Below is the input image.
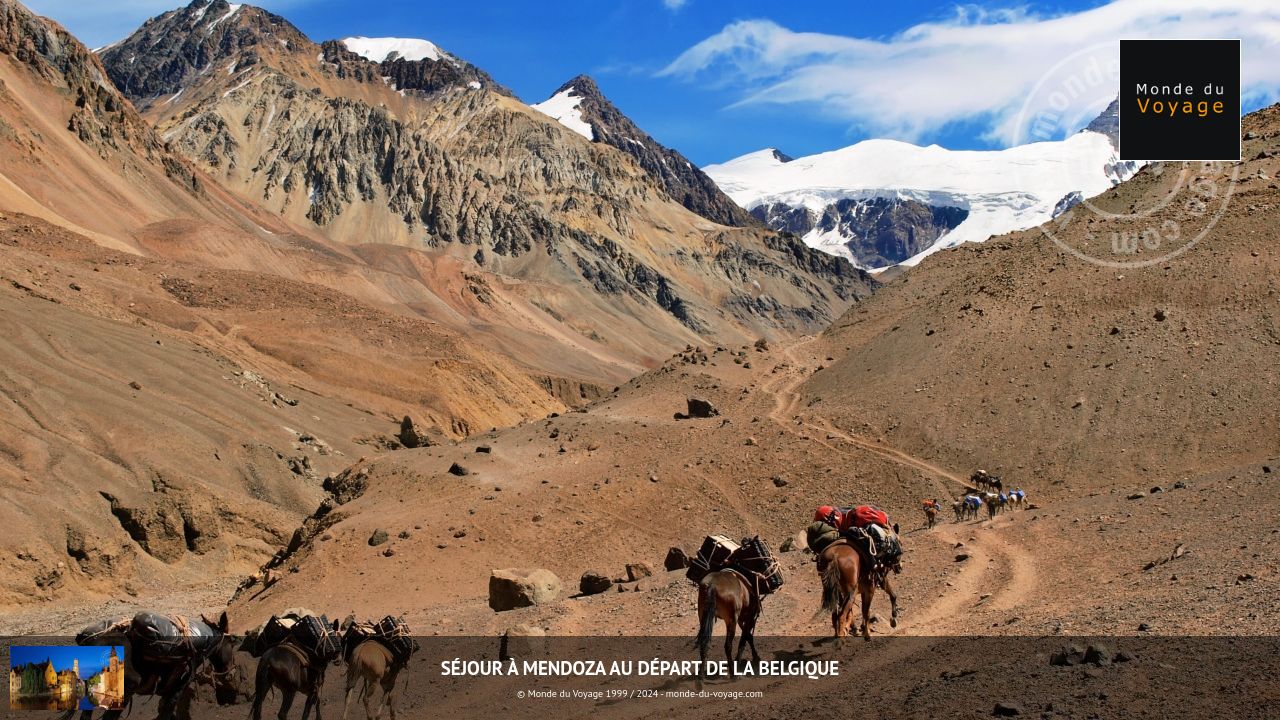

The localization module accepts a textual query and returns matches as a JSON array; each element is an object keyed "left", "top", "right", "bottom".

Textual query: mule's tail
[
  {"left": 695, "top": 584, "right": 718, "bottom": 657},
  {"left": 819, "top": 557, "right": 848, "bottom": 616}
]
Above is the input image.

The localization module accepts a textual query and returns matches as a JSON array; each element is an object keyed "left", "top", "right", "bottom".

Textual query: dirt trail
[{"left": 757, "top": 337, "right": 1037, "bottom": 637}]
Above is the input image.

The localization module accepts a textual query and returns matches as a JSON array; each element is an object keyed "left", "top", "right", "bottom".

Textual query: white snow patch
[
  {"left": 341, "top": 36, "right": 444, "bottom": 63},
  {"left": 222, "top": 77, "right": 252, "bottom": 98},
  {"left": 206, "top": 3, "right": 242, "bottom": 34},
  {"left": 467, "top": 81, "right": 481, "bottom": 90},
  {"left": 226, "top": 61, "right": 237, "bottom": 75},
  {"left": 164, "top": 88, "right": 184, "bottom": 105},
  {"left": 705, "top": 132, "right": 1141, "bottom": 269},
  {"left": 530, "top": 87, "right": 593, "bottom": 140}
]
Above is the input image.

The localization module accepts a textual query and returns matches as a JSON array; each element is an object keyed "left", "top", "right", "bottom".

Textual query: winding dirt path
[{"left": 756, "top": 336, "right": 1037, "bottom": 637}]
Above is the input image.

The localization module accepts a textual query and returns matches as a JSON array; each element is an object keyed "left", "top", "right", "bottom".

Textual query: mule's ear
[
  {"left": 893, "top": 523, "right": 900, "bottom": 535},
  {"left": 218, "top": 611, "right": 229, "bottom": 633}
]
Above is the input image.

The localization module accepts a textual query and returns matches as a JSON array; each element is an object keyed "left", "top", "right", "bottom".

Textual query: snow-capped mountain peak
[
  {"left": 704, "top": 103, "right": 1138, "bottom": 270},
  {"left": 341, "top": 36, "right": 445, "bottom": 63},
  {"left": 530, "top": 84, "right": 594, "bottom": 140}
]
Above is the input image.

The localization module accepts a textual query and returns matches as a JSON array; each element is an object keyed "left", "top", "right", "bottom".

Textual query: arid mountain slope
[
  {"left": 99, "top": 0, "right": 870, "bottom": 367},
  {"left": 226, "top": 108, "right": 1279, "bottom": 641},
  {"left": 799, "top": 108, "right": 1280, "bottom": 491},
  {"left": 0, "top": 0, "right": 618, "bottom": 432}
]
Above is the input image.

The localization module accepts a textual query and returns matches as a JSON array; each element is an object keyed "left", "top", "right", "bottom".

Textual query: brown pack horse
[
  {"left": 694, "top": 569, "right": 760, "bottom": 688},
  {"left": 817, "top": 542, "right": 900, "bottom": 642},
  {"left": 341, "top": 635, "right": 417, "bottom": 720}
]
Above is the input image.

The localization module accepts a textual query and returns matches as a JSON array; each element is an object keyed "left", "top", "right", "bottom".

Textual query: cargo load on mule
[
  {"left": 249, "top": 608, "right": 314, "bottom": 657},
  {"left": 344, "top": 615, "right": 419, "bottom": 662},
  {"left": 728, "top": 536, "right": 784, "bottom": 596},
  {"left": 810, "top": 505, "right": 903, "bottom": 572},
  {"left": 806, "top": 521, "right": 842, "bottom": 554},
  {"left": 687, "top": 535, "right": 783, "bottom": 597},
  {"left": 292, "top": 614, "right": 342, "bottom": 663},
  {"left": 686, "top": 535, "right": 740, "bottom": 584},
  {"left": 373, "top": 615, "right": 417, "bottom": 659},
  {"left": 130, "top": 612, "right": 223, "bottom": 664}
]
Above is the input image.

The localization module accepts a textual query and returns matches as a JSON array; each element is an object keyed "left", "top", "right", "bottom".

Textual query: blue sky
[
  {"left": 24, "top": 1, "right": 1280, "bottom": 165},
  {"left": 10, "top": 645, "right": 122, "bottom": 677}
]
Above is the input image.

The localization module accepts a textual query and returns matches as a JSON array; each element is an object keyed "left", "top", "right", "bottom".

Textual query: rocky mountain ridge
[
  {"left": 532, "top": 74, "right": 756, "bottom": 227},
  {"left": 98, "top": 0, "right": 873, "bottom": 370}
]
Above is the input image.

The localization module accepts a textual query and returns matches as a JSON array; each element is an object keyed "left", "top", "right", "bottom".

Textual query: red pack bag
[{"left": 851, "top": 505, "right": 888, "bottom": 529}]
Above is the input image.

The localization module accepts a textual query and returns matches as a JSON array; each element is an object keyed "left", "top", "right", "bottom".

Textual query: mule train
[
  {"left": 72, "top": 610, "right": 419, "bottom": 720},
  {"left": 686, "top": 503, "right": 905, "bottom": 683},
  {"left": 951, "top": 476, "right": 1029, "bottom": 523}
]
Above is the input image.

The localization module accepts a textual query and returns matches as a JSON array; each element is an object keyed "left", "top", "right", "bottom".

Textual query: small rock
[
  {"left": 1083, "top": 643, "right": 1112, "bottom": 666},
  {"left": 448, "top": 462, "right": 470, "bottom": 477},
  {"left": 684, "top": 398, "right": 719, "bottom": 419},
  {"left": 579, "top": 571, "right": 613, "bottom": 596},
  {"left": 382, "top": 547, "right": 396, "bottom": 557},
  {"left": 744, "top": 437, "right": 757, "bottom": 446},
  {"left": 128, "top": 381, "right": 142, "bottom": 391},
  {"left": 955, "top": 553, "right": 971, "bottom": 562},
  {"left": 475, "top": 445, "right": 492, "bottom": 454},
  {"left": 1153, "top": 309, "right": 1167, "bottom": 322},
  {"left": 368, "top": 529, "right": 389, "bottom": 547},
  {"left": 992, "top": 702, "right": 1022, "bottom": 716},
  {"left": 1138, "top": 622, "right": 1151, "bottom": 632},
  {"left": 626, "top": 562, "right": 652, "bottom": 582},
  {"left": 771, "top": 475, "right": 788, "bottom": 487},
  {"left": 1127, "top": 492, "right": 1146, "bottom": 500},
  {"left": 1149, "top": 486, "right": 1163, "bottom": 494}
]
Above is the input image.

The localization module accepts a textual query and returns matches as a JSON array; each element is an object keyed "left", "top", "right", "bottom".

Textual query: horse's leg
[
  {"left": 859, "top": 577, "right": 874, "bottom": 641},
  {"left": 743, "top": 604, "right": 761, "bottom": 665},
  {"left": 364, "top": 673, "right": 378, "bottom": 720},
  {"left": 883, "top": 575, "right": 900, "bottom": 628},
  {"left": 304, "top": 690, "right": 320, "bottom": 720},
  {"left": 723, "top": 614, "right": 736, "bottom": 681},
  {"left": 278, "top": 689, "right": 296, "bottom": 720},
  {"left": 340, "top": 669, "right": 359, "bottom": 720},
  {"left": 378, "top": 669, "right": 400, "bottom": 720}
]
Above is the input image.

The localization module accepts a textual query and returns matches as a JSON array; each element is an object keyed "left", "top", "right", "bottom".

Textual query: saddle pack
[
  {"left": 728, "top": 536, "right": 784, "bottom": 596},
  {"left": 373, "top": 615, "right": 418, "bottom": 660},
  {"left": 806, "top": 521, "right": 842, "bottom": 555},
  {"left": 129, "top": 612, "right": 220, "bottom": 665},
  {"left": 292, "top": 614, "right": 342, "bottom": 663},
  {"left": 686, "top": 535, "right": 740, "bottom": 585}
]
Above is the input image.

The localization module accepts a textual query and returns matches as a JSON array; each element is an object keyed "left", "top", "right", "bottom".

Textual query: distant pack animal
[{"left": 923, "top": 500, "right": 939, "bottom": 529}]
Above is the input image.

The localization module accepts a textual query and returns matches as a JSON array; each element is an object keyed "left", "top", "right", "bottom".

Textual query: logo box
[{"left": 1119, "top": 39, "right": 1241, "bottom": 161}]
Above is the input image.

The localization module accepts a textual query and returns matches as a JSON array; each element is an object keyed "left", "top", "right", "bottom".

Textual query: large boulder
[{"left": 489, "top": 568, "right": 562, "bottom": 611}]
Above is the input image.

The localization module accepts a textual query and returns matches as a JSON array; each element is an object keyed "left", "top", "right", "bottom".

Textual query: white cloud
[
  {"left": 663, "top": 0, "right": 688, "bottom": 10},
  {"left": 661, "top": 0, "right": 1280, "bottom": 146}
]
